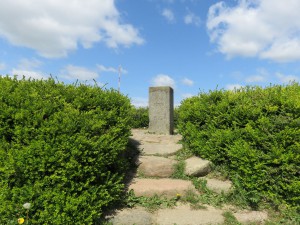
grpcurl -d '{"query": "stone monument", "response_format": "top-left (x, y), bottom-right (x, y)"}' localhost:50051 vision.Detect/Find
top-left (149, 86), bottom-right (174, 135)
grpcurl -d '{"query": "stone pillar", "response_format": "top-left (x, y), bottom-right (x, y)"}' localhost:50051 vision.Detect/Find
top-left (149, 86), bottom-right (174, 135)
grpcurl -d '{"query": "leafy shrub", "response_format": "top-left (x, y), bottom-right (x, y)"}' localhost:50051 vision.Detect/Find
top-left (130, 106), bottom-right (179, 129)
top-left (0, 76), bottom-right (132, 224)
top-left (178, 83), bottom-right (300, 210)
top-left (131, 106), bottom-right (149, 128)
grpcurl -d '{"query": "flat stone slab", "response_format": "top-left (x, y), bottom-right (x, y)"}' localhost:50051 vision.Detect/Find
top-left (234, 210), bottom-right (268, 224)
top-left (139, 143), bottom-right (182, 156)
top-left (131, 129), bottom-right (182, 144)
top-left (155, 204), bottom-right (224, 225)
top-left (184, 156), bottom-right (212, 177)
top-left (129, 178), bottom-right (196, 198)
top-left (138, 156), bottom-right (177, 177)
top-left (108, 207), bottom-right (153, 225)
top-left (107, 204), bottom-right (268, 225)
top-left (205, 178), bottom-right (233, 194)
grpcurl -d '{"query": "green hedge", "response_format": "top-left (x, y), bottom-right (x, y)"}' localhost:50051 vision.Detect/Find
top-left (131, 107), bottom-right (149, 128)
top-left (130, 106), bottom-right (179, 129)
top-left (178, 83), bottom-right (300, 209)
top-left (0, 76), bottom-right (132, 224)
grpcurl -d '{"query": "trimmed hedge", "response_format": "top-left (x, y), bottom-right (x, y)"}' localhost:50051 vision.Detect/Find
top-left (131, 107), bottom-right (149, 128)
top-left (130, 106), bottom-right (180, 129)
top-left (178, 83), bottom-right (300, 209)
top-left (0, 76), bottom-right (132, 224)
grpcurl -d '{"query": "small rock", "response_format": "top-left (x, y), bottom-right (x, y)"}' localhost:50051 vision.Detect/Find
top-left (234, 210), bottom-right (268, 224)
top-left (108, 207), bottom-right (153, 225)
top-left (129, 178), bottom-right (196, 198)
top-left (205, 178), bottom-right (232, 194)
top-left (138, 156), bottom-right (177, 178)
top-left (184, 156), bottom-right (212, 177)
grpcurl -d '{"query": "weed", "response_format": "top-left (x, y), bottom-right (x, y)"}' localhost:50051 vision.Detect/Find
top-left (207, 164), bottom-right (230, 181)
top-left (171, 161), bottom-right (189, 180)
top-left (126, 190), bottom-right (177, 212)
top-left (175, 147), bottom-right (194, 161)
top-left (265, 206), bottom-right (300, 225)
top-left (136, 170), bottom-right (146, 178)
top-left (181, 189), bottom-right (206, 210)
top-left (100, 222), bottom-right (113, 225)
top-left (192, 178), bottom-right (228, 208)
top-left (222, 211), bottom-right (241, 225)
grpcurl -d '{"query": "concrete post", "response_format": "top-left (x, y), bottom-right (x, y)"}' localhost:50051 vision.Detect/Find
top-left (149, 86), bottom-right (174, 135)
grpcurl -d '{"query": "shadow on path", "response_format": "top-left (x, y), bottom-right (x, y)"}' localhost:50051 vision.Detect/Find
top-left (99, 136), bottom-right (141, 224)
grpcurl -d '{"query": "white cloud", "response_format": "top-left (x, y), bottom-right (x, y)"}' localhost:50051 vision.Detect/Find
top-left (62, 65), bottom-right (99, 80)
top-left (9, 58), bottom-right (47, 79)
top-left (131, 97), bottom-right (148, 108)
top-left (182, 78), bottom-right (194, 86)
top-left (182, 93), bottom-right (194, 99)
top-left (0, 0), bottom-right (144, 58)
top-left (11, 69), bottom-right (47, 80)
top-left (245, 68), bottom-right (269, 83)
top-left (0, 62), bottom-right (6, 70)
top-left (184, 12), bottom-right (201, 26)
top-left (152, 74), bottom-right (175, 88)
top-left (245, 75), bottom-right (265, 83)
top-left (226, 84), bottom-right (243, 91)
top-left (260, 39), bottom-right (300, 63)
top-left (207, 0), bottom-right (300, 62)
top-left (276, 72), bottom-right (299, 83)
top-left (162, 9), bottom-right (175, 23)
top-left (18, 58), bottom-right (42, 70)
top-left (97, 65), bottom-right (118, 73)
top-left (97, 64), bottom-right (128, 74)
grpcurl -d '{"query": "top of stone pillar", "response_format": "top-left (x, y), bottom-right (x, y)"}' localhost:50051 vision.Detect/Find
top-left (149, 86), bottom-right (173, 92)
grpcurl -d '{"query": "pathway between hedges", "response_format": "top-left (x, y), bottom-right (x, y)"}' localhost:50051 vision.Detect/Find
top-left (107, 129), bottom-right (268, 225)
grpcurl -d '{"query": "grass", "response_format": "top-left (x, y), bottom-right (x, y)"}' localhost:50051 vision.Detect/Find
top-left (171, 160), bottom-right (189, 180)
top-left (180, 189), bottom-right (207, 210)
top-left (126, 190), bottom-right (178, 212)
top-left (222, 211), bottom-right (242, 225)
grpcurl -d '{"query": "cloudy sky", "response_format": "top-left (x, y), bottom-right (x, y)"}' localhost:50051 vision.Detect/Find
top-left (0, 0), bottom-right (300, 106)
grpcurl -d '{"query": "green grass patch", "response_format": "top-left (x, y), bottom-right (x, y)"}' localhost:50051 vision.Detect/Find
top-left (126, 190), bottom-right (177, 212)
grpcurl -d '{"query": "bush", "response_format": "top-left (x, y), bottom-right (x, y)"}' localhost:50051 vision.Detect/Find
top-left (178, 83), bottom-right (300, 209)
top-left (0, 76), bottom-right (132, 224)
top-left (131, 107), bottom-right (149, 128)
top-left (130, 106), bottom-right (180, 129)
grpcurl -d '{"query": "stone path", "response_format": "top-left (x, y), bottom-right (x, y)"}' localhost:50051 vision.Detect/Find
top-left (130, 178), bottom-right (196, 198)
top-left (107, 129), bottom-right (268, 225)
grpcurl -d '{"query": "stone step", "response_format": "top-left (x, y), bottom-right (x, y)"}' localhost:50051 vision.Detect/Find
top-left (205, 178), bottom-right (233, 194)
top-left (137, 155), bottom-right (177, 178)
top-left (139, 143), bottom-right (182, 156)
top-left (155, 204), bottom-right (224, 225)
top-left (233, 210), bottom-right (268, 224)
top-left (108, 205), bottom-right (268, 225)
top-left (108, 207), bottom-right (154, 225)
top-left (131, 129), bottom-right (182, 144)
top-left (108, 205), bottom-right (224, 225)
top-left (129, 178), bottom-right (196, 198)
top-left (184, 156), bottom-right (212, 177)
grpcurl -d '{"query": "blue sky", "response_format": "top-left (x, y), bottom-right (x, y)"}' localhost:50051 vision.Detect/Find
top-left (0, 0), bottom-right (300, 107)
